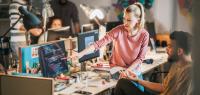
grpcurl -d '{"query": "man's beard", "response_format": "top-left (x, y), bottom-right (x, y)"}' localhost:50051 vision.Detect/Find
top-left (168, 53), bottom-right (179, 63)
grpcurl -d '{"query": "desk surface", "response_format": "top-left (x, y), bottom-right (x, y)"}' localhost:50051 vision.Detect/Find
top-left (54, 71), bottom-right (117, 95)
top-left (141, 52), bottom-right (167, 74)
top-left (55, 52), bottom-right (168, 95)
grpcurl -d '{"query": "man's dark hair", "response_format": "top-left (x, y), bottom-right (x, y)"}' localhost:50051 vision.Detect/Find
top-left (170, 31), bottom-right (192, 55)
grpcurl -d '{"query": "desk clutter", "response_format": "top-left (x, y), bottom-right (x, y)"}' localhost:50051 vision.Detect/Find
top-left (54, 71), bottom-right (116, 95)
top-left (1, 52), bottom-right (167, 95)
top-left (0, 34), bottom-right (168, 95)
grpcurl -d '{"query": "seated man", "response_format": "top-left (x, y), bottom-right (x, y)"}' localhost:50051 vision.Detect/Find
top-left (114, 31), bottom-right (192, 95)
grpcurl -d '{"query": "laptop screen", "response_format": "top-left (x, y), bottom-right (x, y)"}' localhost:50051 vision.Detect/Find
top-left (47, 30), bottom-right (72, 41)
top-left (38, 40), bottom-right (68, 78)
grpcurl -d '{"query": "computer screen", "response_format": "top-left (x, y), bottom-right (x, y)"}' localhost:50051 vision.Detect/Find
top-left (78, 30), bottom-right (99, 62)
top-left (106, 21), bottom-right (123, 32)
top-left (38, 40), bottom-right (68, 78)
top-left (47, 30), bottom-right (71, 41)
top-left (47, 26), bottom-right (71, 41)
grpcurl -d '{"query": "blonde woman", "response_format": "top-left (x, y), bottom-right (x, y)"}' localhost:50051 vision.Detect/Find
top-left (71, 2), bottom-right (149, 73)
top-left (71, 2), bottom-right (149, 79)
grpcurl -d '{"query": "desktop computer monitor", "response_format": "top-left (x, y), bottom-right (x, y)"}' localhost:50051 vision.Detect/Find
top-left (47, 30), bottom-right (72, 41)
top-left (106, 21), bottom-right (123, 32)
top-left (38, 40), bottom-right (68, 78)
top-left (47, 26), bottom-right (71, 41)
top-left (78, 30), bottom-right (99, 62)
top-left (145, 22), bottom-right (156, 38)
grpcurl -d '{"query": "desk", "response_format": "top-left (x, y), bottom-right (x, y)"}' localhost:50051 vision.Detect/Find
top-left (141, 52), bottom-right (168, 74)
top-left (54, 71), bottom-right (117, 95)
top-left (55, 52), bottom-right (167, 95)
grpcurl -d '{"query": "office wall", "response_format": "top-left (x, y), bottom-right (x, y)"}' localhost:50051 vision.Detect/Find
top-left (151, 0), bottom-right (175, 34)
top-left (143, 0), bottom-right (192, 33)
top-left (69, 0), bottom-right (118, 25)
top-left (73, 0), bottom-right (191, 34)
top-left (0, 0), bottom-right (192, 35)
top-left (175, 0), bottom-right (192, 33)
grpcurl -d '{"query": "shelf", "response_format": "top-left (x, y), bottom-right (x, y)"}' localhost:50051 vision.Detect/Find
top-left (0, 0), bottom-right (11, 4)
top-left (0, 3), bottom-right (9, 19)
top-left (0, 4), bottom-right (9, 6)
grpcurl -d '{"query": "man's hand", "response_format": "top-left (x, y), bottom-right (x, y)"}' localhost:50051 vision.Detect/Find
top-left (119, 69), bottom-right (139, 82)
top-left (126, 70), bottom-right (139, 82)
top-left (127, 69), bottom-right (136, 77)
top-left (119, 70), bottom-right (128, 79)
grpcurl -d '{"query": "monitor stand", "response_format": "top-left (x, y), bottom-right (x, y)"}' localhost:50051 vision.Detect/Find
top-left (79, 61), bottom-right (86, 85)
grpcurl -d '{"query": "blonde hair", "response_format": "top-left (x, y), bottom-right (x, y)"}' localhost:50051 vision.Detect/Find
top-left (124, 2), bottom-right (145, 30)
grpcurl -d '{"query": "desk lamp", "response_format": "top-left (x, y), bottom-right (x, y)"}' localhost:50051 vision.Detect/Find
top-left (19, 6), bottom-right (42, 45)
top-left (19, 6), bottom-right (41, 31)
top-left (80, 4), bottom-right (106, 59)
top-left (80, 4), bottom-right (105, 26)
